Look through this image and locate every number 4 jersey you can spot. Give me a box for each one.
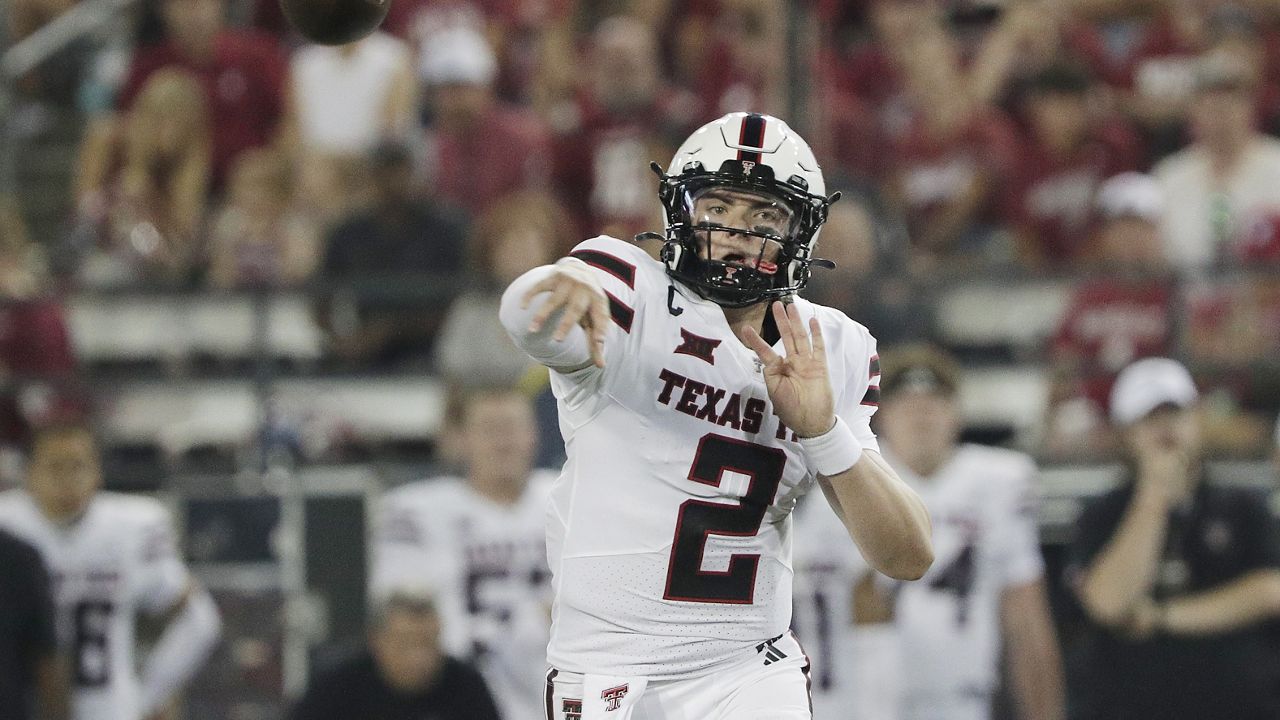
[793,444,1045,720]
[0,490,191,720]
[531,235,881,679]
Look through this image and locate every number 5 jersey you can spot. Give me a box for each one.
[527,235,881,679]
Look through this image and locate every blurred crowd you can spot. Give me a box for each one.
[4,2,1280,719]
[2,0,1280,465]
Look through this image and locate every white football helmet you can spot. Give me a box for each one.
[654,112,838,307]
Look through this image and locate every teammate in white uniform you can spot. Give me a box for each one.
[827,347,1065,720]
[370,387,553,720]
[0,423,221,720]
[500,112,933,719]
[792,489,884,720]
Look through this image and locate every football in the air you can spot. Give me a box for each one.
[279,0,390,45]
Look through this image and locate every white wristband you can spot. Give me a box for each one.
[798,416,863,477]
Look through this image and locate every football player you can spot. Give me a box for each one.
[0,423,221,720]
[499,112,933,719]
[797,346,1063,720]
[369,386,553,720]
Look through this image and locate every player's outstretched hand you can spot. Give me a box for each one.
[742,301,835,437]
[520,258,610,368]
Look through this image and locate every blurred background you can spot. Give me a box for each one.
[2,0,1280,717]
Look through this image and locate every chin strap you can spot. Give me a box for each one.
[666,284,684,316]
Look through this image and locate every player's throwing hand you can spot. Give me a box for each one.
[519,258,611,368]
[742,300,836,438]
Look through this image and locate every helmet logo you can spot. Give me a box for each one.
[741,160,756,175]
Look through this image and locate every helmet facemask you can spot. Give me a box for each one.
[657,160,834,308]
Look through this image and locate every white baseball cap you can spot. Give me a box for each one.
[1096,172,1164,222]
[418,25,496,86]
[1109,357,1199,425]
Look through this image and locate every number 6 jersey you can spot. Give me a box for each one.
[524,235,881,679]
[0,489,190,720]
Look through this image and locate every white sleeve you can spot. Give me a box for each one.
[499,264,596,371]
[134,510,191,615]
[832,331,881,453]
[500,235,647,375]
[138,585,221,716]
[996,459,1046,588]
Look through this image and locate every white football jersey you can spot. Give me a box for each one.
[369,472,555,720]
[791,493,868,719]
[0,490,190,720]
[889,445,1044,720]
[540,235,880,679]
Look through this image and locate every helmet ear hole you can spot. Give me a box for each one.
[787,174,809,191]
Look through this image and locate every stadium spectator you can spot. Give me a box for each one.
[434,190,572,387]
[551,15,702,242]
[419,23,552,217]
[794,345,1066,720]
[884,11,1020,271]
[371,386,552,720]
[294,153,371,234]
[284,31,417,159]
[206,148,320,289]
[116,0,288,190]
[1155,51,1280,270]
[0,422,223,720]
[0,198,77,470]
[75,69,209,288]
[1007,63,1143,267]
[688,0,788,117]
[1044,173,1175,459]
[0,528,69,720]
[1068,357,1280,720]
[290,591,501,720]
[317,140,467,368]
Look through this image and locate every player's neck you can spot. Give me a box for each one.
[894,444,954,480]
[468,475,524,506]
[721,301,770,346]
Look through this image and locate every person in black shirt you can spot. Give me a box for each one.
[316,140,468,369]
[0,527,68,720]
[290,591,501,720]
[1068,358,1280,720]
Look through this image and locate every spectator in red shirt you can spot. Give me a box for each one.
[551,15,702,243]
[887,97,1020,270]
[419,23,552,218]
[0,199,77,460]
[1007,63,1143,268]
[1044,172,1174,460]
[117,0,288,191]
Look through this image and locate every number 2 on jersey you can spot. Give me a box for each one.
[664,434,786,604]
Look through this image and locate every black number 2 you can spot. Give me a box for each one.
[72,600,114,687]
[664,434,787,604]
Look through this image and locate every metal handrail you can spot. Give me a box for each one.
[1,0,138,80]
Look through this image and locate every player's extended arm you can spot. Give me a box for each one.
[1138,569,1280,638]
[1001,579,1066,720]
[499,258,610,372]
[744,302,932,581]
[138,583,222,718]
